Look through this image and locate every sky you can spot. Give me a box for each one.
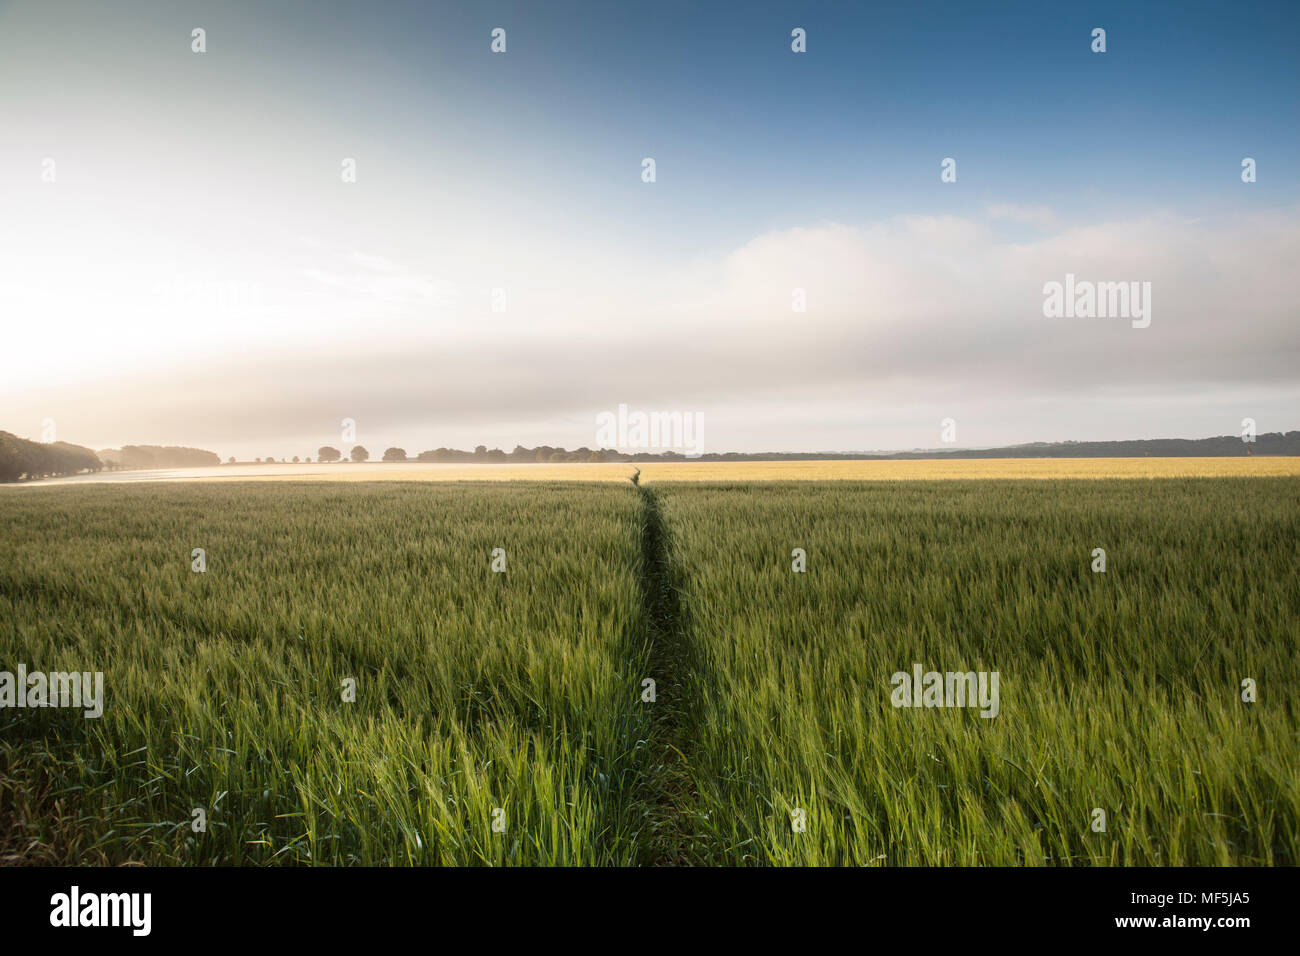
[1,0,1297,458]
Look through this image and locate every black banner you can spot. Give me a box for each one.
[0,865,1288,943]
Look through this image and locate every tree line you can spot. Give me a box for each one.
[312,445,652,464]
[6,428,1295,483]
[1,434,224,482]
[0,431,102,482]
[305,432,1300,465]
[98,445,222,470]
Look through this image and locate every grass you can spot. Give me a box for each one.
[1,476,1297,865]
[0,482,654,864]
[656,478,1300,865]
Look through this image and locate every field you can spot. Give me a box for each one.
[22,456,1300,486]
[657,479,1300,865]
[0,483,656,864]
[2,475,1297,865]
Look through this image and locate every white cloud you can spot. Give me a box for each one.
[984,202,1058,227]
[4,207,1297,454]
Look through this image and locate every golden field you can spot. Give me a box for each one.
[341,457,1300,482]
[10,456,1300,487]
[630,456,1300,481]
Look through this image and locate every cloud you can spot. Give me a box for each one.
[984,203,1058,227]
[300,244,461,311]
[6,208,1298,454]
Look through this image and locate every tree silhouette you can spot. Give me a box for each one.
[0,431,103,481]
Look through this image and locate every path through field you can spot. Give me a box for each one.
[633,485,697,864]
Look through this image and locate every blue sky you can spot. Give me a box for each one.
[207,0,1300,251]
[1,0,1297,456]
[286,0,1300,243]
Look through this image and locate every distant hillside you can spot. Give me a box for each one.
[876,431,1300,461]
[403,431,1300,463]
[98,445,222,470]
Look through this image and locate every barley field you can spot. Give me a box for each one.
[0,483,655,864]
[656,479,1300,865]
[1,476,1297,865]
[18,455,1300,487]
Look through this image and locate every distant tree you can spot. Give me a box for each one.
[549,451,567,462]
[589,450,607,462]
[114,445,219,469]
[351,445,370,462]
[382,447,407,462]
[474,444,487,458]
[97,448,124,470]
[228,456,235,464]
[318,446,341,462]
[254,457,261,463]
[292,456,300,463]
[304,457,312,463]
[0,432,102,481]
